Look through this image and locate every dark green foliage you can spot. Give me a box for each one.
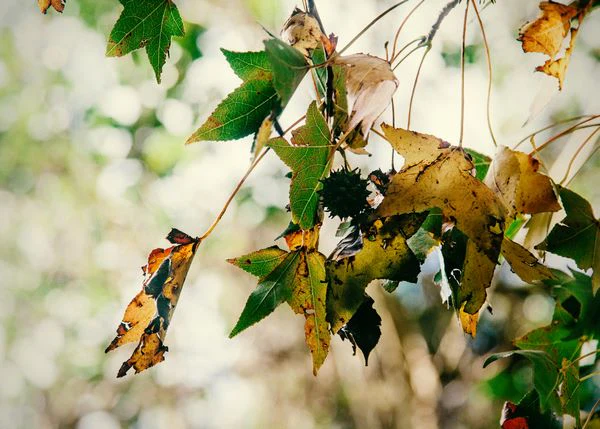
[338,296,382,365]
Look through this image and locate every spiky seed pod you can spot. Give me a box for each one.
[320,168,371,219]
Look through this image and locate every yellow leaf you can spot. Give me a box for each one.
[518,1,578,58]
[377,125,506,263]
[106,229,199,377]
[535,27,579,90]
[288,252,330,375]
[485,146,561,220]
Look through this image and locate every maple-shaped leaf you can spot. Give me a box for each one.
[106,229,199,377]
[186,50,279,144]
[377,126,505,267]
[485,146,560,220]
[229,250,301,337]
[376,126,509,328]
[268,101,331,230]
[38,0,65,14]
[106,0,185,83]
[264,38,309,107]
[327,215,422,333]
[337,296,381,365]
[486,269,594,417]
[281,8,324,57]
[228,232,331,374]
[536,187,600,293]
[333,54,398,138]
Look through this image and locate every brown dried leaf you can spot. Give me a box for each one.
[485,146,561,220]
[38,0,65,14]
[281,8,323,57]
[518,1,578,58]
[106,229,199,377]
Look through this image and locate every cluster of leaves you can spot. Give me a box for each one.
[38,0,599,425]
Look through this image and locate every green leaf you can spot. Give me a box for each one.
[327,215,422,333]
[227,246,288,278]
[536,187,600,293]
[464,148,491,181]
[484,350,561,412]
[230,251,301,337]
[311,47,328,98]
[268,101,331,229]
[186,79,278,143]
[106,0,185,83]
[264,38,308,106]
[221,49,272,82]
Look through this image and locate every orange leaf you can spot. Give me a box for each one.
[106,229,200,377]
[518,1,577,58]
[38,0,65,14]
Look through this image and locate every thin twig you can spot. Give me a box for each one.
[392,44,426,71]
[459,0,470,147]
[198,116,306,241]
[407,46,430,129]
[531,115,600,154]
[513,115,599,150]
[583,398,600,429]
[390,0,425,62]
[560,126,600,185]
[471,0,497,147]
[338,0,410,55]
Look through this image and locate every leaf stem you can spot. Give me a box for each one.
[390,0,425,63]
[406,46,430,130]
[583,398,600,429]
[471,0,497,147]
[580,370,600,382]
[513,114,599,150]
[458,0,470,148]
[567,348,600,369]
[198,115,306,241]
[559,126,600,185]
[531,115,600,153]
[338,0,411,56]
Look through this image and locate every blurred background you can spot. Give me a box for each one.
[0,0,599,428]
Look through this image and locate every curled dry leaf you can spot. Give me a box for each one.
[333,54,398,138]
[518,1,587,90]
[281,8,324,57]
[518,1,578,58]
[484,146,561,220]
[38,0,65,14]
[106,229,199,377]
